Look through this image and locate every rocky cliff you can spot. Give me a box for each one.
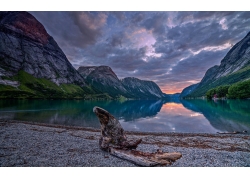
[213,32,250,79]
[0,11,85,86]
[186,32,250,97]
[78,66,164,99]
[121,77,163,99]
[78,66,128,97]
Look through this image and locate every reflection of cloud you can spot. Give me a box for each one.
[120,101,218,133]
[160,103,186,114]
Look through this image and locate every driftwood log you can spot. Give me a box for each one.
[93,106,182,166]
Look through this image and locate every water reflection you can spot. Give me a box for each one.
[0,99,250,133]
[181,99,250,133]
[120,102,218,133]
[0,99,164,129]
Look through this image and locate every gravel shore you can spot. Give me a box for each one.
[0,120,249,167]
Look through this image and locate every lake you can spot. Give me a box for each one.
[0,99,250,134]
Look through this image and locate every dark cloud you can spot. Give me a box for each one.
[170,50,229,80]
[162,20,233,53]
[108,32,125,47]
[141,12,167,35]
[83,44,148,71]
[30,11,250,93]
[69,12,107,46]
[131,12,145,24]
[154,49,229,93]
[30,11,107,48]
[110,11,126,21]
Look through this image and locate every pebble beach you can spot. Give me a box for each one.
[0,120,249,167]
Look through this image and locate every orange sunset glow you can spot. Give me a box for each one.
[160,81,200,94]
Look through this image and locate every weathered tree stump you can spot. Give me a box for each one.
[93,106,142,150]
[93,106,182,166]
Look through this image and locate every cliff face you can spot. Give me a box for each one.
[78,66,128,97]
[0,11,85,86]
[121,77,163,99]
[214,32,250,79]
[186,32,250,97]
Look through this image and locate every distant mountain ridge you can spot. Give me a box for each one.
[121,77,163,98]
[78,66,164,99]
[180,83,199,98]
[163,93,180,99]
[182,32,250,98]
[78,66,129,98]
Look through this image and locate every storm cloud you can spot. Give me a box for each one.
[30,11,250,93]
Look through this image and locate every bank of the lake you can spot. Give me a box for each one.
[0,120,249,167]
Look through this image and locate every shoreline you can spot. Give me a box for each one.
[0,120,249,167]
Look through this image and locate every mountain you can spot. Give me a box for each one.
[162,93,171,99]
[162,93,181,103]
[78,66,164,99]
[0,11,164,99]
[185,32,250,97]
[121,77,163,99]
[0,11,85,86]
[0,11,95,98]
[180,83,199,98]
[163,93,180,99]
[78,66,128,98]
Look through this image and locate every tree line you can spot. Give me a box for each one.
[206,79,250,99]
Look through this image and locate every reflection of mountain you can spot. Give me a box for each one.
[111,100,163,121]
[181,99,250,132]
[162,98,181,104]
[0,99,164,127]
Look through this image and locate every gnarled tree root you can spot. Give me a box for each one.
[93,106,182,166]
[110,148,182,167]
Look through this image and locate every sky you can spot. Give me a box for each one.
[30,11,250,94]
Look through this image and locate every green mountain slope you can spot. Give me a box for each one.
[0,71,101,99]
[187,65,250,97]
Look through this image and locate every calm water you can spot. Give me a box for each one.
[0,99,250,133]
